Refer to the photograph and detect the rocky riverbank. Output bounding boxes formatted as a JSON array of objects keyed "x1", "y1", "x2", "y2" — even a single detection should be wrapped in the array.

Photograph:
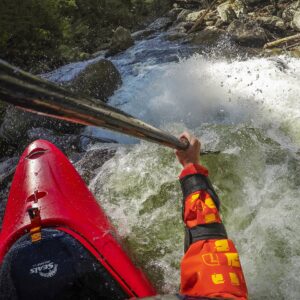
[{"x1": 142, "y1": 0, "x2": 300, "y2": 58}]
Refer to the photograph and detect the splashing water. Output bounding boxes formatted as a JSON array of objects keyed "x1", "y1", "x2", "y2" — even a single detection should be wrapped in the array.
[
  {"x1": 47, "y1": 34, "x2": 300, "y2": 299},
  {"x1": 90, "y1": 54, "x2": 300, "y2": 298}
]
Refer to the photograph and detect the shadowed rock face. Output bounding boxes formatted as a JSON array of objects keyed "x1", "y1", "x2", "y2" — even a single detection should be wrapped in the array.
[
  {"x1": 68, "y1": 59, "x2": 122, "y2": 102},
  {"x1": 227, "y1": 19, "x2": 268, "y2": 47},
  {"x1": 0, "y1": 106, "x2": 82, "y2": 149}
]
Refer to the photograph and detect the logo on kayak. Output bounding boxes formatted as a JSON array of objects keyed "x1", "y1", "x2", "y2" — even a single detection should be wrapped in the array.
[{"x1": 30, "y1": 260, "x2": 58, "y2": 278}]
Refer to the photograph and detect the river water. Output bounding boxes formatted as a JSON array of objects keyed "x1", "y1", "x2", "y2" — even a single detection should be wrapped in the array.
[{"x1": 44, "y1": 32, "x2": 300, "y2": 299}]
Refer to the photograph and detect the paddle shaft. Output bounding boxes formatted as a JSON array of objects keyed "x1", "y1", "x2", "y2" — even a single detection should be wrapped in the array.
[{"x1": 0, "y1": 59, "x2": 189, "y2": 150}]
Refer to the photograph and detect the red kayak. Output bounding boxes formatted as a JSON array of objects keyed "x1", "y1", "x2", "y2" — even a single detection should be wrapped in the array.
[{"x1": 0, "y1": 140, "x2": 156, "y2": 299}]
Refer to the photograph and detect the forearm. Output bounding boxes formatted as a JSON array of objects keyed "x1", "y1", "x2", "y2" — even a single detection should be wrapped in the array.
[{"x1": 179, "y1": 163, "x2": 248, "y2": 299}]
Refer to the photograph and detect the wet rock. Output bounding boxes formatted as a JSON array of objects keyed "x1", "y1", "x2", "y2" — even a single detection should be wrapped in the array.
[
  {"x1": 26, "y1": 128, "x2": 83, "y2": 154},
  {"x1": 227, "y1": 19, "x2": 268, "y2": 47},
  {"x1": 256, "y1": 16, "x2": 286, "y2": 31},
  {"x1": 0, "y1": 157, "x2": 18, "y2": 184},
  {"x1": 190, "y1": 27, "x2": 227, "y2": 46},
  {"x1": 0, "y1": 106, "x2": 81, "y2": 147},
  {"x1": 292, "y1": 11, "x2": 300, "y2": 31},
  {"x1": 217, "y1": 2, "x2": 237, "y2": 23},
  {"x1": 0, "y1": 183, "x2": 11, "y2": 227},
  {"x1": 148, "y1": 17, "x2": 173, "y2": 31},
  {"x1": 106, "y1": 26, "x2": 134, "y2": 57},
  {"x1": 186, "y1": 10, "x2": 205, "y2": 22},
  {"x1": 69, "y1": 59, "x2": 122, "y2": 102}
]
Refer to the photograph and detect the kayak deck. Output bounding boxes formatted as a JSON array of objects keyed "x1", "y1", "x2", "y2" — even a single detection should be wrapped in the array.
[{"x1": 0, "y1": 140, "x2": 156, "y2": 298}]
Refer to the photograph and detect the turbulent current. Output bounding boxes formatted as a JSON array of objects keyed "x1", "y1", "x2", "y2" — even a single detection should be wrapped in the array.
[{"x1": 45, "y1": 34, "x2": 300, "y2": 299}]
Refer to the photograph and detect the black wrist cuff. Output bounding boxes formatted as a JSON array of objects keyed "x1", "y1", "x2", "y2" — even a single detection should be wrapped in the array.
[
  {"x1": 180, "y1": 174, "x2": 220, "y2": 210},
  {"x1": 184, "y1": 223, "x2": 228, "y2": 252}
]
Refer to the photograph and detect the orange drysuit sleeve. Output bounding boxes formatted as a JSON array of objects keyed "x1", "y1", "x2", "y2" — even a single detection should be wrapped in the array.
[{"x1": 179, "y1": 164, "x2": 248, "y2": 299}]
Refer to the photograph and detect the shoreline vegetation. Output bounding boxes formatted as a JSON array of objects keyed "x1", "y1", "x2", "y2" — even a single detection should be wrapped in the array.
[{"x1": 0, "y1": 0, "x2": 172, "y2": 74}]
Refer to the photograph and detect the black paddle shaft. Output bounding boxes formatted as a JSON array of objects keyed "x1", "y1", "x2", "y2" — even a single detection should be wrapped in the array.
[{"x1": 0, "y1": 59, "x2": 190, "y2": 150}]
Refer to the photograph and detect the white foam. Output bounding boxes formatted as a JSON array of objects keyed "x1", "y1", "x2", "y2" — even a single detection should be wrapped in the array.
[{"x1": 110, "y1": 54, "x2": 300, "y2": 145}]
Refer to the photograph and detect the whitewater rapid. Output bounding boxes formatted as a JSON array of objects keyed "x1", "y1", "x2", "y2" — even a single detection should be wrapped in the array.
[{"x1": 46, "y1": 34, "x2": 300, "y2": 299}]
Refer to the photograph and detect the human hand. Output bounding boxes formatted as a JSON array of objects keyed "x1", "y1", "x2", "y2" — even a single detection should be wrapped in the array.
[{"x1": 175, "y1": 132, "x2": 201, "y2": 168}]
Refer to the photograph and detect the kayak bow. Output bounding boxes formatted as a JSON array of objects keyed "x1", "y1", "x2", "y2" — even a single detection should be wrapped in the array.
[{"x1": 0, "y1": 140, "x2": 156, "y2": 299}]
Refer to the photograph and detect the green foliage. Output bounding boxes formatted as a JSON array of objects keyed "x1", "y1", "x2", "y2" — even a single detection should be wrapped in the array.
[
  {"x1": 0, "y1": 0, "x2": 64, "y2": 72},
  {"x1": 0, "y1": 0, "x2": 172, "y2": 72}
]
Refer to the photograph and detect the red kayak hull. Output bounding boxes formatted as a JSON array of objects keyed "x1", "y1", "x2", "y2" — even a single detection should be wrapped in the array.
[{"x1": 0, "y1": 140, "x2": 156, "y2": 298}]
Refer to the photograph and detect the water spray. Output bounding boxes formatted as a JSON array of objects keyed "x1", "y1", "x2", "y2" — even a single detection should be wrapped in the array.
[{"x1": 0, "y1": 59, "x2": 219, "y2": 155}]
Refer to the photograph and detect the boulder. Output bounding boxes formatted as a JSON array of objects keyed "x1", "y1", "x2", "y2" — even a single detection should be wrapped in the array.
[
  {"x1": 217, "y1": 2, "x2": 237, "y2": 23},
  {"x1": 282, "y1": 1, "x2": 300, "y2": 22},
  {"x1": 292, "y1": 11, "x2": 300, "y2": 31},
  {"x1": 256, "y1": 16, "x2": 286, "y2": 31},
  {"x1": 69, "y1": 59, "x2": 122, "y2": 102},
  {"x1": 106, "y1": 26, "x2": 134, "y2": 56},
  {"x1": 227, "y1": 19, "x2": 268, "y2": 47}
]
